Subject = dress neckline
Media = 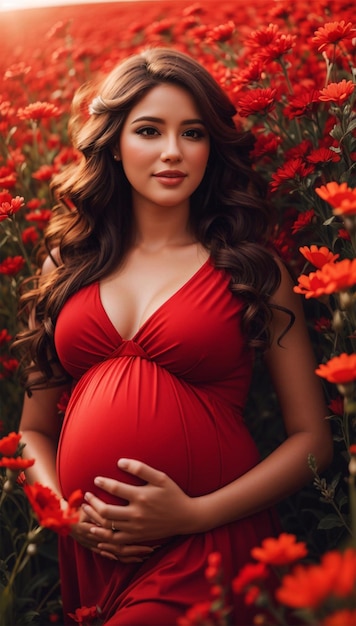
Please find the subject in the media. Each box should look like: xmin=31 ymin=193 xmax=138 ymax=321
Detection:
xmin=97 ymin=256 xmax=212 ymax=342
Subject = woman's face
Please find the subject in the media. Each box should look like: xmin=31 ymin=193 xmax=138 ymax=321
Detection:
xmin=117 ymin=83 xmax=210 ymax=213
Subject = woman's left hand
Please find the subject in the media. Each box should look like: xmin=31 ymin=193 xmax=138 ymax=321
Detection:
xmin=82 ymin=458 xmax=197 ymax=554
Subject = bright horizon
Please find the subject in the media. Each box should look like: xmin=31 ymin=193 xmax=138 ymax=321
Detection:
xmin=0 ymin=0 xmax=150 ymax=10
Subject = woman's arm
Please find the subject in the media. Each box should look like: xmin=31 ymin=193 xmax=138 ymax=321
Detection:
xmin=84 ymin=260 xmax=333 ymax=548
xmin=19 ymin=253 xmax=155 ymax=561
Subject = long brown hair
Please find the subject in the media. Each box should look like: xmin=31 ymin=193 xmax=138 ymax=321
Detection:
xmin=15 ymin=47 xmax=290 ymax=389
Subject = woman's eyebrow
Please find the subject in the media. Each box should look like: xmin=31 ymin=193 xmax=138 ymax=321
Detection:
xmin=131 ymin=116 xmax=206 ymax=125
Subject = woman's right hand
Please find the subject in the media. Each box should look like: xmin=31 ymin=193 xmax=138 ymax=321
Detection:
xmin=69 ymin=506 xmax=155 ymax=563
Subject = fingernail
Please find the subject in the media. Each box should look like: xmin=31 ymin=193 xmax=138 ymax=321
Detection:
xmin=94 ymin=477 xmax=103 ymax=486
xmin=84 ymin=492 xmax=92 ymax=501
xmin=118 ymin=458 xmax=129 ymax=469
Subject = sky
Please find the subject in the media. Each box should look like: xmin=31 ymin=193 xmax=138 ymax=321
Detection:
xmin=0 ymin=0 xmax=141 ymax=10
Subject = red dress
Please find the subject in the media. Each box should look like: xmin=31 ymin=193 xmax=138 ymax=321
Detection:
xmin=55 ymin=257 xmax=279 ymax=625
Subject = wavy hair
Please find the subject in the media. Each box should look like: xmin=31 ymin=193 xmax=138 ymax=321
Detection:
xmin=15 ymin=47 xmax=291 ymax=390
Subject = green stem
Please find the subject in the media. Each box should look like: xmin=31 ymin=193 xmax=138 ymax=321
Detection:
xmin=11 ymin=218 xmax=34 ymax=275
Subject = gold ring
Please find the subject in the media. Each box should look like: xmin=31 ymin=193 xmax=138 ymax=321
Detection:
xmin=111 ymin=521 xmax=119 ymax=532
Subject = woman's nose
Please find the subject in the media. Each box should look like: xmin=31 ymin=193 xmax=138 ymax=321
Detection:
xmin=160 ymin=136 xmax=182 ymax=162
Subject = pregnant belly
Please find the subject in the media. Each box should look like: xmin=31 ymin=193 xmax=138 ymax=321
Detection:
xmin=57 ymin=356 xmax=260 ymax=503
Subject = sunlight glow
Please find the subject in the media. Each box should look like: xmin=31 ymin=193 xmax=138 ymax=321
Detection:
xmin=0 ymin=0 xmax=139 ymax=10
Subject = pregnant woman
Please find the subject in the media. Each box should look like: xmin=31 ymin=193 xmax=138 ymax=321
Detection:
xmin=17 ymin=48 xmax=332 ymax=625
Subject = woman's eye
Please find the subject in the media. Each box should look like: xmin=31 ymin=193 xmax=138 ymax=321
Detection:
xmin=183 ymin=129 xmax=205 ymax=139
xmin=136 ymin=127 xmax=159 ymax=136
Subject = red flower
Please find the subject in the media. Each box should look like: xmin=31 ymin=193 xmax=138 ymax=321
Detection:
xmin=338 ymin=229 xmax=351 ymax=241
xmin=312 ymin=20 xmax=355 ymax=52
xmin=3 ymin=62 xmax=31 ymax=80
xmin=0 ymin=356 xmax=19 ymax=377
xmin=319 ymin=80 xmax=355 ymax=106
xmin=26 ymin=209 xmax=52 ymax=229
xmin=0 ymin=195 xmax=24 ymax=221
xmin=0 ymin=256 xmax=25 ymax=275
xmin=0 ymin=173 xmax=16 ymax=189
xmin=322 ymin=610 xmax=356 ymax=626
xmin=244 ymin=585 xmax=260 ymax=605
xmin=32 ymin=165 xmax=56 ymax=181
xmin=284 ymin=89 xmax=320 ymax=119
xmin=251 ymin=533 xmax=307 ymax=566
xmin=17 ymin=101 xmax=60 ymax=121
xmin=307 ymin=148 xmax=341 ymax=164
xmin=24 ymin=482 xmax=82 ymax=536
xmin=205 ymin=551 xmax=222 ymax=582
xmin=67 ymin=605 xmax=99 ymax=624
xmin=328 ymin=396 xmax=344 ymax=416
xmin=291 ymin=209 xmax=315 ymax=234
xmin=207 ymin=21 xmax=235 ymax=43
xmin=294 ymin=258 xmax=356 ymax=298
xmin=315 ymin=353 xmax=356 ymax=384
xmin=257 ymin=33 xmax=296 ymax=63
xmin=0 ymin=457 xmax=35 ymax=470
xmin=22 ymin=226 xmax=39 ymax=245
xmin=270 ymin=158 xmax=314 ymax=191
xmin=250 ymin=133 xmax=280 ymax=159
xmin=236 ymin=88 xmax=276 ymax=117
xmin=177 ymin=601 xmax=214 ymax=626
xmin=314 ymin=317 xmax=332 ymax=333
xmin=246 ymin=23 xmax=280 ymax=47
xmin=0 ymin=431 xmax=21 ymax=456
xmin=0 ymin=329 xmax=11 ymax=345
xmin=299 ymin=245 xmax=339 ymax=269
xmin=315 ymin=182 xmax=356 ymax=216
xmin=232 ymin=562 xmax=268 ymax=593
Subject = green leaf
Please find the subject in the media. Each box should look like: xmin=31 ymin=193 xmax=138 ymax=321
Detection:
xmin=317 ymin=514 xmax=347 ymax=530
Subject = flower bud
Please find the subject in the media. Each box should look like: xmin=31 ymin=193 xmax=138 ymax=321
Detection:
xmin=337 ymin=382 xmax=355 ymax=398
xmin=339 ymin=291 xmax=354 ymax=310
xmin=332 ymin=309 xmax=344 ymax=332
xmin=26 ymin=543 xmax=37 ymax=556
xmin=2 ymin=479 xmax=14 ymax=493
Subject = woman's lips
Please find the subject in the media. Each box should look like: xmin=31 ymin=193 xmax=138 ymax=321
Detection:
xmin=153 ymin=170 xmax=187 ymax=185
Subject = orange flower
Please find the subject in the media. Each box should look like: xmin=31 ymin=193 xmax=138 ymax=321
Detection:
xmin=315 ymin=181 xmax=356 ymax=216
xmin=0 ymin=457 xmax=35 ymax=470
xmin=315 ymin=353 xmax=356 ymax=384
xmin=0 ymin=431 xmax=21 ymax=456
xmin=276 ymin=548 xmax=356 ymax=609
xmin=251 ymin=533 xmax=307 ymax=566
xmin=321 ymin=609 xmax=356 ymax=626
xmin=17 ymin=101 xmax=60 ymax=121
xmin=312 ymin=20 xmax=355 ymax=52
xmin=24 ymin=482 xmax=82 ymax=536
xmin=294 ymin=258 xmax=356 ymax=298
xmin=299 ymin=245 xmax=339 ymax=269
xmin=319 ymin=80 xmax=355 ymax=106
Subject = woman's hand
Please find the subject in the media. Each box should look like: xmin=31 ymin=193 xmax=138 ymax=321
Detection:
xmin=82 ymin=459 xmax=197 ymax=558
xmin=68 ymin=501 xmax=154 ymax=563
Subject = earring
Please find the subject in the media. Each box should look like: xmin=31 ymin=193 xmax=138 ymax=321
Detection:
xmin=113 ymin=154 xmax=120 ymax=161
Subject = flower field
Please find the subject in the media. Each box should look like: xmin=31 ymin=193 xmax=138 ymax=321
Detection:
xmin=0 ymin=0 xmax=355 ymax=624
